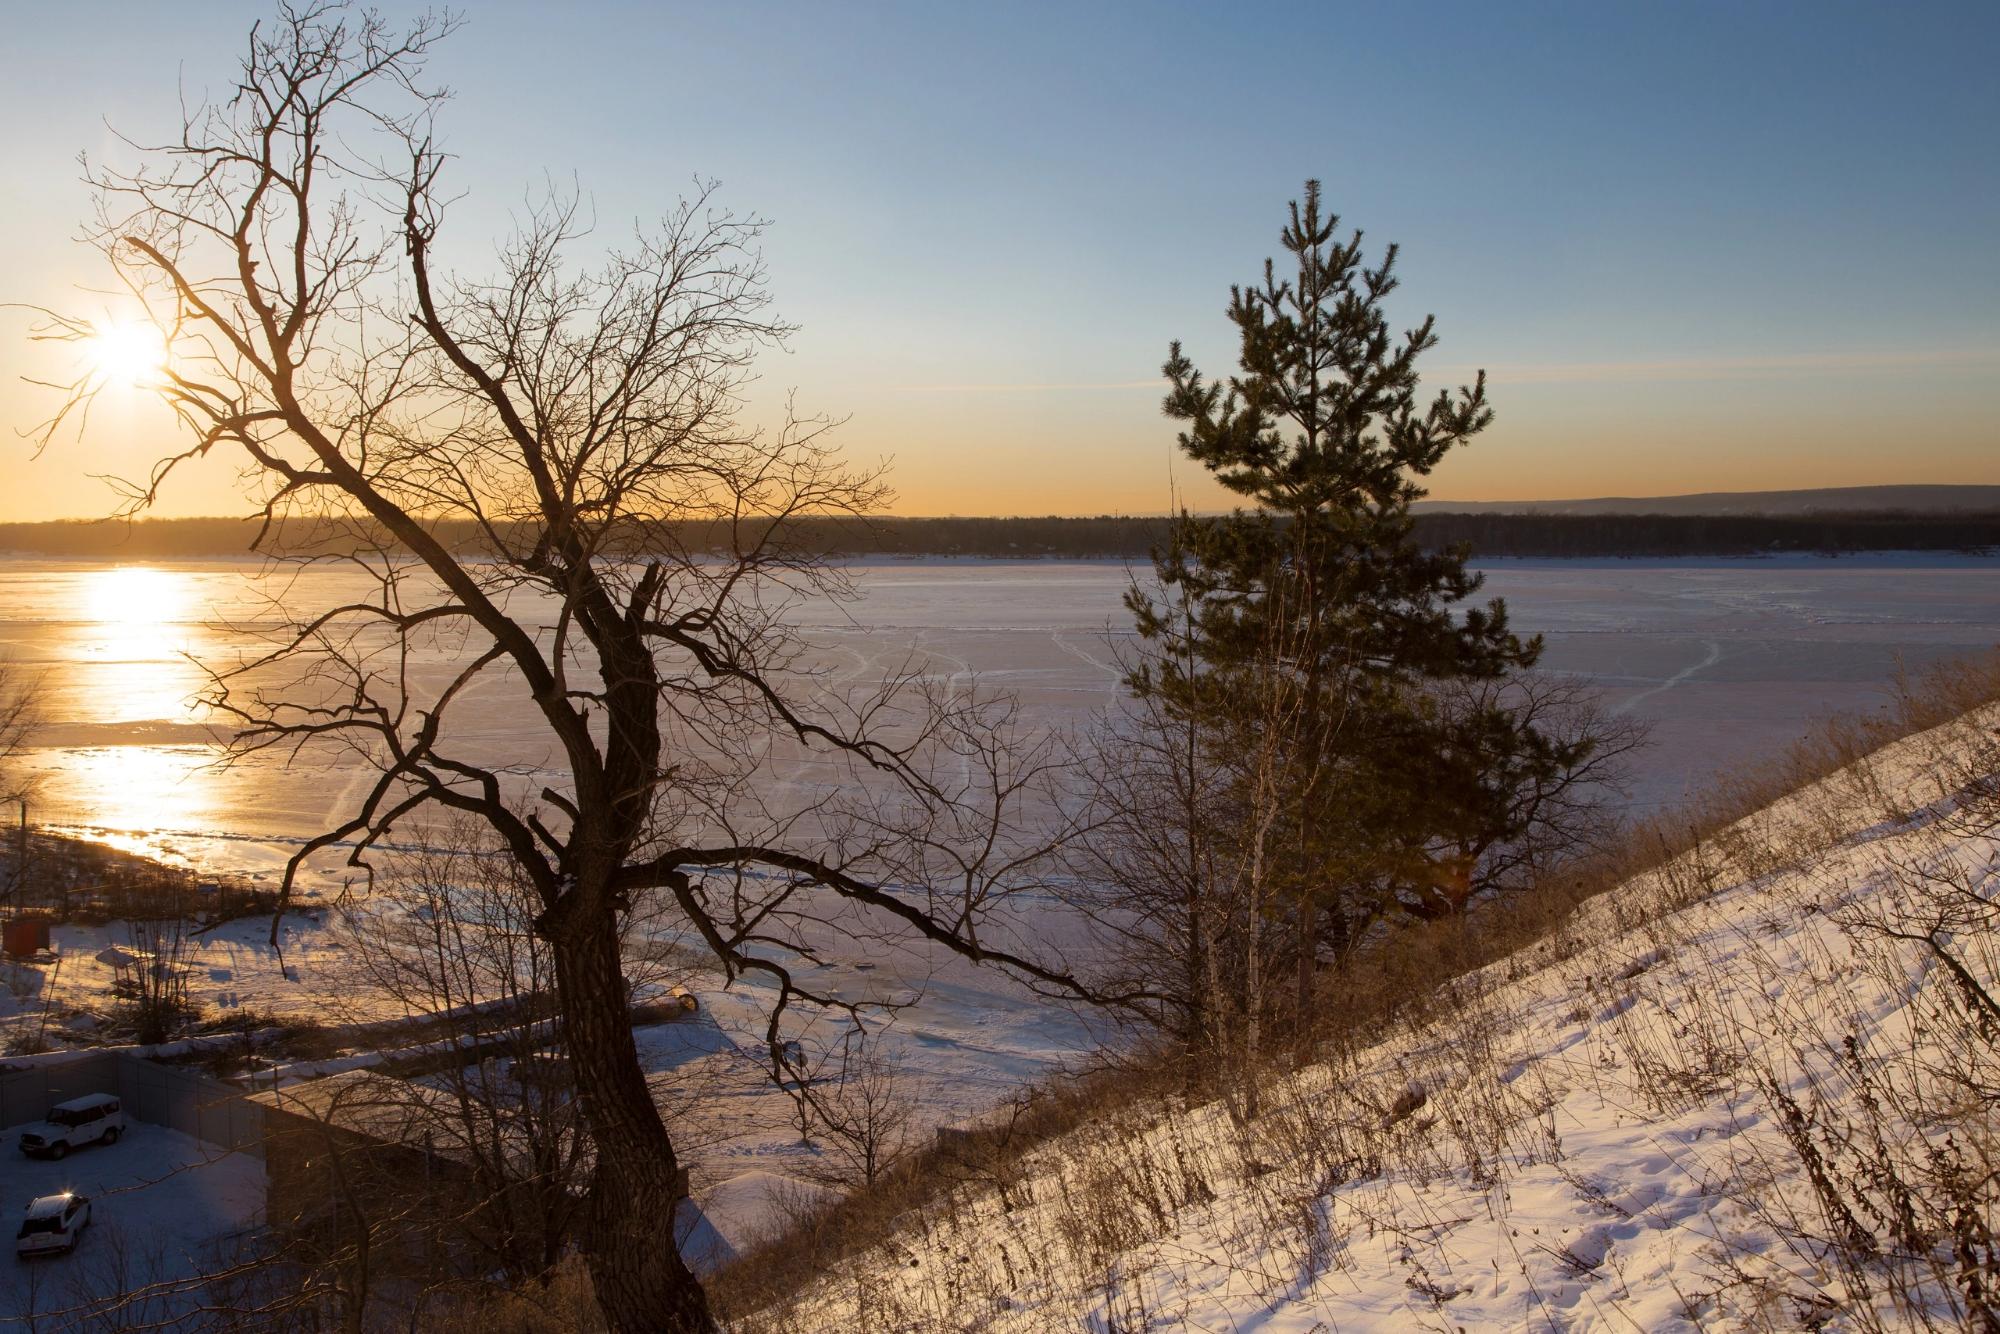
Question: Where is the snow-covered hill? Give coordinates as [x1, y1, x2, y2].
[744, 702, 2000, 1332]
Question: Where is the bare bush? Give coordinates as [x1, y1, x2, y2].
[118, 910, 194, 1045]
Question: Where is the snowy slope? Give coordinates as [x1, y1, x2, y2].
[747, 704, 2000, 1332]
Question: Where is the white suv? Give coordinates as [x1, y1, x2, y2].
[16, 1094, 125, 1160]
[15, 1193, 92, 1258]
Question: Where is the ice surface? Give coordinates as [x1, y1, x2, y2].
[4, 555, 1996, 875]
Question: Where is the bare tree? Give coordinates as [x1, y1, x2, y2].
[0, 663, 37, 793]
[1215, 559, 1345, 1111]
[1077, 534, 1342, 1113]
[1066, 538, 1235, 1075]
[30, 6, 1100, 1327]
[792, 1038, 917, 1190]
[1067, 676, 1230, 1069]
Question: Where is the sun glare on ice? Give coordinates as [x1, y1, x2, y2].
[81, 566, 197, 722]
[85, 565, 187, 635]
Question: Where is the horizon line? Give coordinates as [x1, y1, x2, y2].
[3, 481, 1999, 528]
[885, 347, 2000, 394]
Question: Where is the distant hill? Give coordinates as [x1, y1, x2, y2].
[1416, 484, 2000, 516]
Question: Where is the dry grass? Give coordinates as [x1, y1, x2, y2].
[436, 650, 2000, 1331]
[718, 649, 2000, 1329]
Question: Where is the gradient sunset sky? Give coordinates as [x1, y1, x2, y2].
[2, 1, 1995, 520]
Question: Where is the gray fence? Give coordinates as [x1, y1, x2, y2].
[0, 1051, 265, 1158]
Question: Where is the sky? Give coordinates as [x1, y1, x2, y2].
[1, 0, 1995, 521]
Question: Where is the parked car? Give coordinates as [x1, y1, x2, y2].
[16, 1093, 125, 1159]
[15, 1193, 91, 1258]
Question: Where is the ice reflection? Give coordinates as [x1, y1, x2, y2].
[52, 746, 214, 857]
[78, 566, 201, 724]
[2, 556, 1994, 880]
[51, 568, 217, 853]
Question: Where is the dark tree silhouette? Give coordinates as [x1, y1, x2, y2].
[30, 6, 1096, 1327]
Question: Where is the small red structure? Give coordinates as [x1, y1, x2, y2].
[3, 916, 52, 958]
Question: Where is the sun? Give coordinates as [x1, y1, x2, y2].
[86, 319, 168, 388]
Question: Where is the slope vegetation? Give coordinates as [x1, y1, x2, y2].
[744, 700, 2000, 1332]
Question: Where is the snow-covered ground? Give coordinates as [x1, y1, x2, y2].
[641, 925, 1104, 1258]
[0, 910, 392, 1051]
[2, 898, 1104, 1265]
[747, 703, 2000, 1331]
[1, 1123, 264, 1328]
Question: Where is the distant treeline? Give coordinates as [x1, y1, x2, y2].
[1415, 510, 2000, 559]
[1, 510, 1996, 562]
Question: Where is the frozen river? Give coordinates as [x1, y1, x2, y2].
[1, 554, 1996, 882]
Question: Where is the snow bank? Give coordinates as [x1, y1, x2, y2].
[748, 704, 2000, 1331]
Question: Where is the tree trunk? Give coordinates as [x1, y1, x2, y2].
[1241, 834, 1266, 1123]
[1293, 899, 1316, 1066]
[1181, 880, 1207, 1086]
[547, 886, 715, 1333]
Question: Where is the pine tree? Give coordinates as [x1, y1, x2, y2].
[1130, 181, 1541, 1045]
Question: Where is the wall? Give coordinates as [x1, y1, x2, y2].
[0, 1049, 265, 1158]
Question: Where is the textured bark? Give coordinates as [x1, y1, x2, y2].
[548, 885, 714, 1334]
